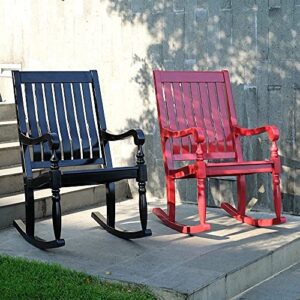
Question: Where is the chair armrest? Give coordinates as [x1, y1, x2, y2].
[19, 132, 60, 150]
[161, 127, 205, 143]
[100, 129, 145, 146]
[233, 125, 279, 142]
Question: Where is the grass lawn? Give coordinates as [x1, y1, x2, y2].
[0, 255, 156, 300]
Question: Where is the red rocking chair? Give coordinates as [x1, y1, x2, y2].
[152, 70, 286, 234]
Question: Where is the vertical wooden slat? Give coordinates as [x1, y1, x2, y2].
[25, 83, 42, 160]
[164, 83, 181, 155]
[62, 83, 81, 159]
[34, 83, 50, 158]
[44, 84, 59, 136]
[216, 82, 234, 151]
[190, 83, 207, 153]
[182, 83, 196, 153]
[13, 71, 32, 177]
[72, 83, 90, 159]
[223, 70, 243, 160]
[54, 83, 72, 159]
[223, 70, 238, 126]
[173, 83, 189, 154]
[156, 79, 173, 169]
[157, 83, 169, 129]
[45, 83, 63, 159]
[82, 83, 101, 159]
[199, 83, 217, 152]
[207, 82, 225, 151]
[90, 70, 112, 167]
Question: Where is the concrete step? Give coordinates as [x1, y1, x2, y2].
[0, 102, 16, 122]
[0, 180, 130, 229]
[0, 166, 35, 196]
[233, 262, 300, 300]
[0, 142, 20, 168]
[0, 120, 18, 143]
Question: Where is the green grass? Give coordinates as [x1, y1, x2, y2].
[0, 255, 156, 300]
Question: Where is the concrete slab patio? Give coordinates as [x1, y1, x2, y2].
[0, 198, 300, 300]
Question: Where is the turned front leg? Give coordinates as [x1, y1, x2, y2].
[270, 141, 282, 219]
[50, 150, 62, 240]
[136, 145, 148, 231]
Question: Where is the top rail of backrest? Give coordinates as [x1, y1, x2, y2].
[154, 70, 225, 83]
[17, 71, 94, 84]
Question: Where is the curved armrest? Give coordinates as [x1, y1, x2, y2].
[19, 132, 60, 150]
[161, 127, 205, 144]
[100, 129, 145, 146]
[233, 125, 279, 142]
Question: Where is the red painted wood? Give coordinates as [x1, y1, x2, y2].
[159, 71, 224, 83]
[199, 83, 217, 152]
[223, 70, 244, 161]
[164, 83, 181, 155]
[152, 208, 211, 234]
[153, 71, 175, 171]
[152, 69, 286, 234]
[237, 175, 246, 215]
[207, 82, 226, 152]
[173, 152, 236, 161]
[190, 82, 208, 153]
[221, 202, 286, 227]
[216, 82, 234, 151]
[166, 177, 175, 222]
[182, 83, 196, 152]
[172, 83, 190, 154]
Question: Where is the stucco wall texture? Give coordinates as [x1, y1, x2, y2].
[0, 0, 299, 214]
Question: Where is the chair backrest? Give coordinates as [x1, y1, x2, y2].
[12, 70, 112, 171]
[153, 70, 243, 169]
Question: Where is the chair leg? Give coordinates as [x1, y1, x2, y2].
[237, 175, 246, 216]
[153, 177, 211, 234]
[25, 184, 35, 236]
[166, 177, 175, 222]
[197, 178, 208, 226]
[106, 182, 116, 228]
[221, 172, 286, 227]
[272, 172, 282, 220]
[138, 181, 148, 231]
[91, 146, 152, 239]
[136, 144, 149, 232]
[50, 151, 62, 240]
[52, 184, 62, 240]
[13, 172, 65, 250]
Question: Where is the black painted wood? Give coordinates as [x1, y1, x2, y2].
[19, 71, 92, 83]
[34, 83, 51, 158]
[63, 82, 81, 159]
[72, 82, 90, 158]
[12, 70, 151, 249]
[53, 83, 72, 160]
[81, 82, 101, 158]
[25, 83, 42, 161]
[44, 83, 60, 159]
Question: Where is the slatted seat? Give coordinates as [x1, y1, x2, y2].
[12, 70, 151, 249]
[152, 70, 286, 234]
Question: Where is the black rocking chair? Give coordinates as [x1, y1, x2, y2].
[12, 70, 151, 250]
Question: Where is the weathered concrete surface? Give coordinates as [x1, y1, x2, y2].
[234, 262, 300, 300]
[0, 1, 299, 213]
[0, 199, 300, 299]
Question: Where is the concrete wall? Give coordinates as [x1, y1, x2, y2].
[1, 0, 299, 214]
